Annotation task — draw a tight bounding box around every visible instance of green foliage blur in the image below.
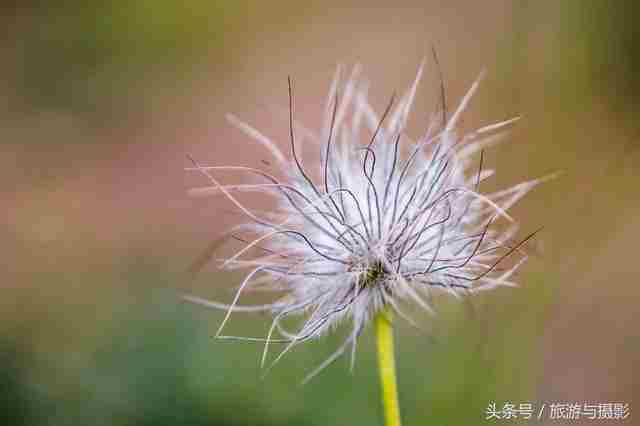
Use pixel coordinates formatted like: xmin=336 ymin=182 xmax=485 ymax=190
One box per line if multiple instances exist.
xmin=13 ymin=1 xmax=233 ymax=117
xmin=1 ymin=263 xmax=553 ymax=426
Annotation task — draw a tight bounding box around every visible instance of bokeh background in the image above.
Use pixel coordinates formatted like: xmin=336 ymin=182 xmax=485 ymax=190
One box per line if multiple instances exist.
xmin=2 ymin=1 xmax=638 ymax=425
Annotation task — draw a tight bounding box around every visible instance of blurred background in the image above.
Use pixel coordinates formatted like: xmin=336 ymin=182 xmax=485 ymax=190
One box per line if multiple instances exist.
xmin=2 ymin=1 xmax=638 ymax=425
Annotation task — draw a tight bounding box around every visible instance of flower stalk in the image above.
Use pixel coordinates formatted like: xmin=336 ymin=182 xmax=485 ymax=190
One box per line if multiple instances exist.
xmin=375 ymin=307 xmax=402 ymax=426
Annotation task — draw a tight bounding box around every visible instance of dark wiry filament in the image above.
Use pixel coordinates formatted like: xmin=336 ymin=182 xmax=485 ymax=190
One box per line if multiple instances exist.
xmin=431 ymin=46 xmax=447 ymax=127
xmin=324 ymin=87 xmax=346 ymax=222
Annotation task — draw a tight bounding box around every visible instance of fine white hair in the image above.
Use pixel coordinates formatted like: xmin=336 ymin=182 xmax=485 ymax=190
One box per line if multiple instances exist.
xmin=185 ymin=64 xmax=553 ymax=382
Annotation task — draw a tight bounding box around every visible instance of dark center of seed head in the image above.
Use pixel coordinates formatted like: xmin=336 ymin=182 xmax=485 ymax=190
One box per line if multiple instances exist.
xmin=358 ymin=260 xmax=388 ymax=288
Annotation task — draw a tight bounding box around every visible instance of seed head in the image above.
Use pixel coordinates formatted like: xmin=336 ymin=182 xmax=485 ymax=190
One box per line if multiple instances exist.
xmin=185 ymin=64 xmax=552 ymax=381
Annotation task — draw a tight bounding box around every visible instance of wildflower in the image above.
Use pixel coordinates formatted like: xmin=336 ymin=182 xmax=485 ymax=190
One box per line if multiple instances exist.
xmin=185 ymin=64 xmax=551 ymax=383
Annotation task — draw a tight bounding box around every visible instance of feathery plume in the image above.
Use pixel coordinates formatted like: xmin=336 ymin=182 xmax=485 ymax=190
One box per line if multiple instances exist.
xmin=185 ymin=64 xmax=551 ymax=383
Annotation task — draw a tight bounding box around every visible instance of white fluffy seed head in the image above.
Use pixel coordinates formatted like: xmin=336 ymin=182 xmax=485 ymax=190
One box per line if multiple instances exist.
xmin=186 ymin=65 xmax=551 ymax=381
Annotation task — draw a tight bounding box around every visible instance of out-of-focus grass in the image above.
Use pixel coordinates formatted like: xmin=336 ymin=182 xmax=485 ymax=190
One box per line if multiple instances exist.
xmin=2 ymin=254 xmax=556 ymax=425
xmin=11 ymin=2 xmax=234 ymax=118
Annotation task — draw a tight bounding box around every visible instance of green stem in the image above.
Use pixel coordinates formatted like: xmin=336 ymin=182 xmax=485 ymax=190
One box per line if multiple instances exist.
xmin=375 ymin=307 xmax=402 ymax=426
